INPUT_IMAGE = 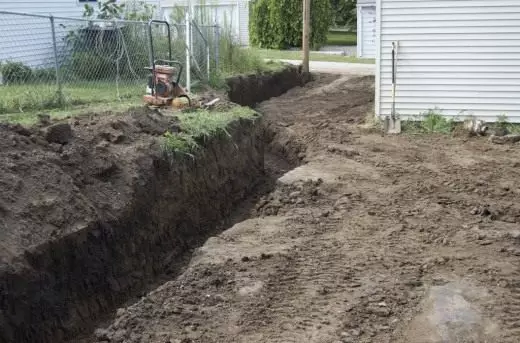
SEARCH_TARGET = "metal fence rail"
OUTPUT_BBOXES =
[0,10,218,115]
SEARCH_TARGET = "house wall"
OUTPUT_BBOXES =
[376,0,520,122]
[357,0,376,58]
[0,0,160,69]
[160,0,250,45]
[0,0,87,68]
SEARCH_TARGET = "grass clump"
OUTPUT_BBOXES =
[161,106,259,158]
[402,108,456,134]
[494,114,520,134]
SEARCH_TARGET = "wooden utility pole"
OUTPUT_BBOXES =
[302,0,310,73]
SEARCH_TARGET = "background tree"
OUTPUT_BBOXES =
[249,0,331,49]
[329,0,357,30]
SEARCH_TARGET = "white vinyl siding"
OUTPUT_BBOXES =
[160,0,249,45]
[357,0,377,58]
[376,0,520,122]
[0,0,87,68]
[0,0,161,69]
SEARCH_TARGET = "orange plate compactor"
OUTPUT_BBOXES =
[144,20,191,109]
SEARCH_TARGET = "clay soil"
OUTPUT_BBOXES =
[94,74,520,343]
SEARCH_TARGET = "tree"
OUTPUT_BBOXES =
[249,0,331,49]
[329,0,356,30]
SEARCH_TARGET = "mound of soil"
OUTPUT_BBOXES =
[0,107,264,343]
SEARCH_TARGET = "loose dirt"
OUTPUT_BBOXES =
[95,73,520,343]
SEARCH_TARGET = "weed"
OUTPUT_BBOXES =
[403,108,455,134]
[160,106,258,158]
[493,114,520,134]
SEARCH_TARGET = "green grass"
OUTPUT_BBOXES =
[161,106,259,157]
[254,48,375,64]
[0,100,142,126]
[326,30,357,46]
[494,114,520,134]
[0,81,143,116]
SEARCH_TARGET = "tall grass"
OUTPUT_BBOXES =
[161,106,258,157]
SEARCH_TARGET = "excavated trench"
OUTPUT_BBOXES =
[0,67,307,343]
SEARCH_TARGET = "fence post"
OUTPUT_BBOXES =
[49,15,63,104]
[206,32,210,81]
[185,10,191,92]
[214,25,220,71]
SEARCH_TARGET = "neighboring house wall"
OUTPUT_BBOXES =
[0,0,88,68]
[160,0,249,45]
[357,0,376,58]
[376,0,520,122]
[0,0,159,69]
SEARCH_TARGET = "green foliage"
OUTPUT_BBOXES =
[1,62,33,84]
[329,0,356,29]
[32,68,56,83]
[403,108,455,134]
[83,0,124,20]
[161,106,259,158]
[249,0,331,49]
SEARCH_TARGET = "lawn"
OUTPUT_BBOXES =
[326,30,357,46]
[0,81,143,116]
[254,49,375,64]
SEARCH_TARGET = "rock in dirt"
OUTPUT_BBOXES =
[489,134,520,144]
[37,113,51,126]
[44,123,73,144]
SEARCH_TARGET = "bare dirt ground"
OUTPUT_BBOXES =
[97,74,520,343]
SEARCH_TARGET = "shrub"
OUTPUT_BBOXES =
[32,68,56,83]
[1,62,33,84]
[249,0,331,49]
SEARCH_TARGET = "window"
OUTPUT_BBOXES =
[79,0,97,2]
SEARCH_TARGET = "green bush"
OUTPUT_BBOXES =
[249,0,331,49]
[32,68,56,83]
[1,62,33,84]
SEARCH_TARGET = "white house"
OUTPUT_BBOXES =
[0,0,249,70]
[356,0,376,58]
[0,0,160,69]
[375,0,520,122]
[161,0,250,46]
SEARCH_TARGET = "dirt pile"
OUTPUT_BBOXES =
[0,107,265,343]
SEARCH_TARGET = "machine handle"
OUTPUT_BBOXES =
[148,19,172,68]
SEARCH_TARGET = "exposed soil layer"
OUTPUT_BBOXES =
[0,108,268,343]
[226,66,307,107]
[96,74,520,343]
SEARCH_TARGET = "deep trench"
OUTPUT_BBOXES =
[73,127,303,343]
[72,70,307,342]
[0,66,308,343]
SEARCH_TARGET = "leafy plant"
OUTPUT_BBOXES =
[83,0,125,20]
[420,108,454,134]
[249,0,331,49]
[1,62,32,84]
[329,0,356,29]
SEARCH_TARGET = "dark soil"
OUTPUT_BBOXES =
[0,107,265,343]
[93,73,520,343]
[0,66,308,343]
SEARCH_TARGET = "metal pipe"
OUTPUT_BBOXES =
[49,15,63,104]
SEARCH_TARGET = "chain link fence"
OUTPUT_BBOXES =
[0,10,218,116]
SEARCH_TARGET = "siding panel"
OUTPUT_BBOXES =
[377,0,520,122]
[357,0,376,58]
